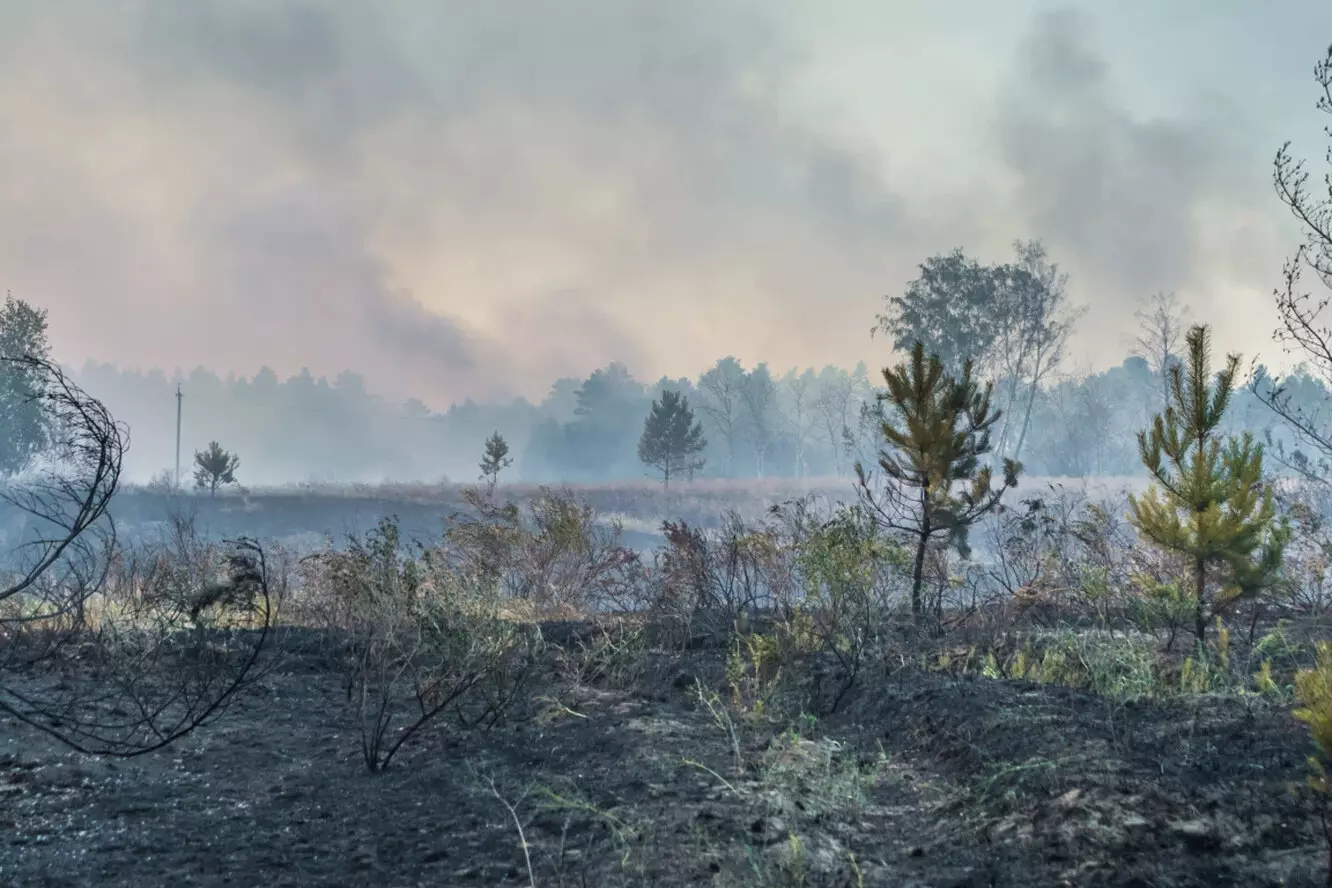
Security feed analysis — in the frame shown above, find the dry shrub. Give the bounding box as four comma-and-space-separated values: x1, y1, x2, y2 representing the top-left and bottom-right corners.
655, 496, 910, 715
304, 515, 540, 772
772, 497, 909, 712
0, 356, 277, 757
550, 616, 650, 689
445, 486, 644, 616
975, 485, 1136, 629
4, 526, 280, 756
650, 508, 803, 651
1273, 477, 1332, 617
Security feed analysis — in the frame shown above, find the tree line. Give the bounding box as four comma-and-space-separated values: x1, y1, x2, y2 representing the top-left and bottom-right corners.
0, 266, 1323, 490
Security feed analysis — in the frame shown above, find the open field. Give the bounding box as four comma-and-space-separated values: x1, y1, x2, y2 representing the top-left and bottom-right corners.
5, 471, 1327, 887
80, 475, 1151, 558
2, 615, 1329, 888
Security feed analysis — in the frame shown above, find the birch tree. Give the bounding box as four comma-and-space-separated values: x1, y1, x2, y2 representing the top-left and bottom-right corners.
697, 357, 746, 477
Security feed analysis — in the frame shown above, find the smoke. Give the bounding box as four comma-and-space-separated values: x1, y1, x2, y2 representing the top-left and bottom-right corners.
0, 0, 1323, 411
990, 8, 1292, 358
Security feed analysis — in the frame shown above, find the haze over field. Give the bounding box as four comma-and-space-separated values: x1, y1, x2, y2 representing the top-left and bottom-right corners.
3, 2, 1332, 483
12, 14, 1332, 884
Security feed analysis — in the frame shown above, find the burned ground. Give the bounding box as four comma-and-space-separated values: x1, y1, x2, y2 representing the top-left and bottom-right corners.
2, 624, 1328, 888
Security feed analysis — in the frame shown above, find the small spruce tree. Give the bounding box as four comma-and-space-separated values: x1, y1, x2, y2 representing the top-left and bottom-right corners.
1128, 324, 1288, 648
638, 390, 707, 489
193, 441, 240, 498
479, 431, 513, 493
856, 341, 1019, 626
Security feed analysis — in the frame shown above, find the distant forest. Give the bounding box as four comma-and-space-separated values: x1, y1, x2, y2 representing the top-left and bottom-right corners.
72, 348, 1317, 488
70, 239, 1331, 487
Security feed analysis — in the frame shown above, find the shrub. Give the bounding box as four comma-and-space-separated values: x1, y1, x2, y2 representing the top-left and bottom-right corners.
446, 486, 642, 616
1294, 641, 1332, 880
307, 516, 539, 772
786, 499, 907, 711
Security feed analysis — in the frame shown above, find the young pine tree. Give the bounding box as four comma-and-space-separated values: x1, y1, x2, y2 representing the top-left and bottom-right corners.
1128, 324, 1288, 648
856, 341, 1019, 626
193, 441, 240, 497
479, 431, 513, 494
638, 390, 707, 489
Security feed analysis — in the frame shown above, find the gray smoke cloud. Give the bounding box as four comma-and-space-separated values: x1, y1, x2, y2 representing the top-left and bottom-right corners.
990, 7, 1294, 353
0, 0, 1327, 406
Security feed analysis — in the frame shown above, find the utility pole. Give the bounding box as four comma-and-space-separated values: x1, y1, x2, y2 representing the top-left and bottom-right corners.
175, 384, 183, 490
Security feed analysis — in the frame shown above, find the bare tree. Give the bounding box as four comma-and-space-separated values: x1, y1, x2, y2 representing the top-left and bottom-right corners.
696, 357, 745, 478
780, 368, 820, 478
0, 355, 277, 756
1133, 290, 1190, 411
990, 240, 1083, 464
742, 363, 780, 478
1260, 45, 1332, 464
812, 365, 866, 478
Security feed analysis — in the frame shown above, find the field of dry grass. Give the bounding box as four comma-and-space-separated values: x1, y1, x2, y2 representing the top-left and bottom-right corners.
8, 473, 1331, 887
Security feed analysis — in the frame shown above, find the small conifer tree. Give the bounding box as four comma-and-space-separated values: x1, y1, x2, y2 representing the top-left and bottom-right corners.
479, 431, 512, 494
1128, 324, 1288, 648
855, 341, 1019, 625
638, 390, 707, 489
193, 441, 240, 497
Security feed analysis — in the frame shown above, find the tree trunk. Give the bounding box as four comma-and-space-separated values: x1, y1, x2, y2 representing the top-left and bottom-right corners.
910, 536, 927, 624
1194, 556, 1207, 647
910, 516, 931, 625
995, 372, 1022, 460
1012, 380, 1039, 464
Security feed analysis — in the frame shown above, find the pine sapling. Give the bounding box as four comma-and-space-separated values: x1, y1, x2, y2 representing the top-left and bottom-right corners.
479, 431, 513, 494
1128, 324, 1288, 649
855, 341, 1020, 627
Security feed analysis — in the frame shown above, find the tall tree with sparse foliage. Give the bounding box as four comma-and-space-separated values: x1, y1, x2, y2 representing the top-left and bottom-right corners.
1128, 324, 1288, 648
0, 293, 54, 476
875, 249, 1001, 380
856, 341, 1019, 626
193, 441, 240, 497
638, 390, 707, 488
479, 431, 512, 493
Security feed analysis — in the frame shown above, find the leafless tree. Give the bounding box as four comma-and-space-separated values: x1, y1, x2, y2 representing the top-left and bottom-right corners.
1133, 290, 1190, 411
742, 363, 780, 478
696, 357, 745, 477
812, 363, 870, 478
1260, 45, 1332, 463
0, 355, 277, 756
990, 240, 1082, 465
779, 368, 819, 478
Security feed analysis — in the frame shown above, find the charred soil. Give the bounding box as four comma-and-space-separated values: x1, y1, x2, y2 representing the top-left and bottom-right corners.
1, 628, 1328, 888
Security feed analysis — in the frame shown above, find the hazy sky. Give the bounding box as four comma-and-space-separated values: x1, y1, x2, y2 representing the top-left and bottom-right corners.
2, 1, 1330, 407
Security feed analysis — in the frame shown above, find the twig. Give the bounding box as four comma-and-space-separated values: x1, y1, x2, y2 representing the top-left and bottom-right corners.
488, 776, 536, 888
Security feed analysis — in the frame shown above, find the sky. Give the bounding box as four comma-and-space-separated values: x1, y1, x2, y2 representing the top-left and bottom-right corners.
1, 0, 1331, 408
